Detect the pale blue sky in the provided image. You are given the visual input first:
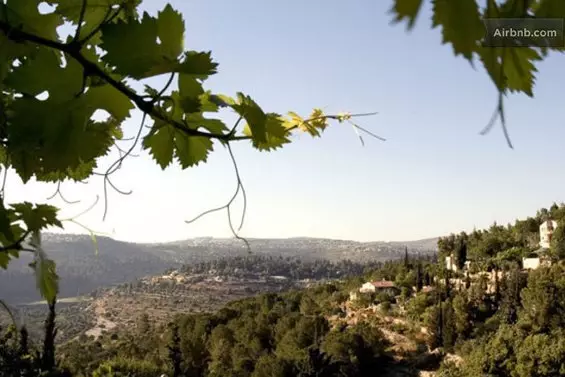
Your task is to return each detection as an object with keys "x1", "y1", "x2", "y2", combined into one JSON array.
[{"x1": 7, "y1": 0, "x2": 565, "y2": 243}]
